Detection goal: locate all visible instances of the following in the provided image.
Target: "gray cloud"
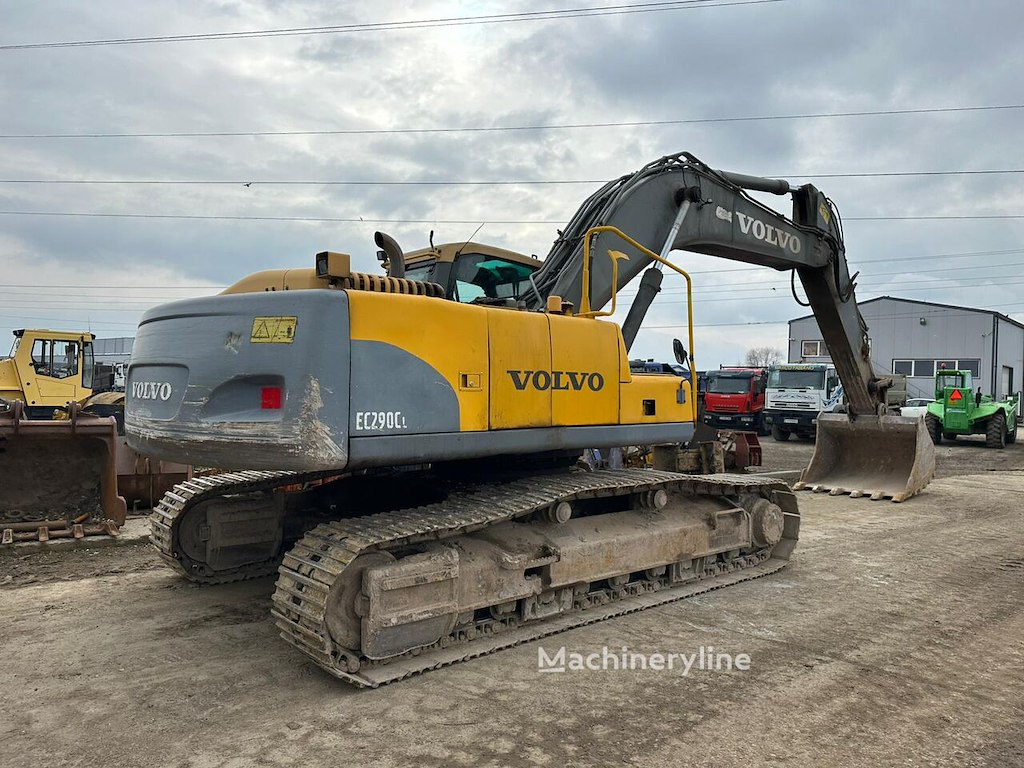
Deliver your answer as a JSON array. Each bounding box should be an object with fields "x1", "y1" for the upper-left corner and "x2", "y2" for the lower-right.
[{"x1": 1, "y1": 0, "x2": 1022, "y2": 365}]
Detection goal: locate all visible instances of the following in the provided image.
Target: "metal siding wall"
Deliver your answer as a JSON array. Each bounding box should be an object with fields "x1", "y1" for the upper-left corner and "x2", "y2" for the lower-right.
[
  {"x1": 995, "y1": 317, "x2": 1024, "y2": 398},
  {"x1": 787, "y1": 316, "x2": 826, "y2": 362},
  {"x1": 786, "y1": 299, "x2": 998, "y2": 398},
  {"x1": 865, "y1": 299, "x2": 992, "y2": 397}
]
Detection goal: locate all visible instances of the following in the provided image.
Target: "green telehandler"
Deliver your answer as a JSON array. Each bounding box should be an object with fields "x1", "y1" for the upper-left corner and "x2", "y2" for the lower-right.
[{"x1": 924, "y1": 369, "x2": 1020, "y2": 448}]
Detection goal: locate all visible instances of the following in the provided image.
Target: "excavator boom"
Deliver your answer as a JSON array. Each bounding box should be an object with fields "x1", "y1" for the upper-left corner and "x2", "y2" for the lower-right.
[{"x1": 526, "y1": 152, "x2": 934, "y2": 500}]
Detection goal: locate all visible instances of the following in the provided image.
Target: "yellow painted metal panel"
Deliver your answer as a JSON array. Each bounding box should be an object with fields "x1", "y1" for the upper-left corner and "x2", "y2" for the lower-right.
[
  {"x1": 548, "y1": 315, "x2": 619, "y2": 426},
  {"x1": 619, "y1": 374, "x2": 694, "y2": 425},
  {"x1": 347, "y1": 292, "x2": 490, "y2": 431},
  {"x1": 488, "y1": 310, "x2": 552, "y2": 428},
  {"x1": 0, "y1": 358, "x2": 21, "y2": 401}
]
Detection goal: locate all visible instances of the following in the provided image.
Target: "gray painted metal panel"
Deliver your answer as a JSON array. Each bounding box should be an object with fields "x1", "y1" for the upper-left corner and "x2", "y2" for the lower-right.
[
  {"x1": 788, "y1": 296, "x2": 1024, "y2": 399},
  {"x1": 348, "y1": 422, "x2": 695, "y2": 468},
  {"x1": 350, "y1": 340, "x2": 460, "y2": 436},
  {"x1": 125, "y1": 290, "x2": 351, "y2": 471},
  {"x1": 995, "y1": 315, "x2": 1024, "y2": 398}
]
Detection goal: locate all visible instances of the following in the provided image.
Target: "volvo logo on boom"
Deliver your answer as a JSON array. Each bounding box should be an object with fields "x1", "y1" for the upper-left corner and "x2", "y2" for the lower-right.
[
  {"x1": 735, "y1": 212, "x2": 802, "y2": 255},
  {"x1": 131, "y1": 381, "x2": 173, "y2": 401},
  {"x1": 507, "y1": 370, "x2": 604, "y2": 392}
]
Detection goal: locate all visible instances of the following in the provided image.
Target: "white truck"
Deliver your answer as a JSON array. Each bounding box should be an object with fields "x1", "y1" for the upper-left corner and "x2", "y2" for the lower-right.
[{"x1": 764, "y1": 363, "x2": 843, "y2": 441}]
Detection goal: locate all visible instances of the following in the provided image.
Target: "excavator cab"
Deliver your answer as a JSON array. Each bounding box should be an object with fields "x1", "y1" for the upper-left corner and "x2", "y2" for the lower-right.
[{"x1": 402, "y1": 243, "x2": 541, "y2": 305}]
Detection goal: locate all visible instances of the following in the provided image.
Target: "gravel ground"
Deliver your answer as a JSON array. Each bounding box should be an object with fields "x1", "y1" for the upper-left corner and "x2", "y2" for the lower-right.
[{"x1": 2, "y1": 437, "x2": 1023, "y2": 768}]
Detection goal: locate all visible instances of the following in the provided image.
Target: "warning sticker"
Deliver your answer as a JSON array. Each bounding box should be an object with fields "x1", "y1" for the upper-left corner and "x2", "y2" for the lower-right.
[{"x1": 250, "y1": 316, "x2": 297, "y2": 343}]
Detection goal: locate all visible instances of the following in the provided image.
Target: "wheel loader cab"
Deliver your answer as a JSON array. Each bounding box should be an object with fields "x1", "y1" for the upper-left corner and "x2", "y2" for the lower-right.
[{"x1": 0, "y1": 329, "x2": 96, "y2": 409}]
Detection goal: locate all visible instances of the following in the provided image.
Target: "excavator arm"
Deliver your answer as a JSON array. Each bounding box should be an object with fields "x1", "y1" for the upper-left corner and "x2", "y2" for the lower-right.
[
  {"x1": 527, "y1": 152, "x2": 881, "y2": 416},
  {"x1": 527, "y1": 152, "x2": 934, "y2": 500}
]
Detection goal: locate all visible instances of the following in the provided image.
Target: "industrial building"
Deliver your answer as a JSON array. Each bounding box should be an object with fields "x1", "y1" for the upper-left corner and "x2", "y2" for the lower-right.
[{"x1": 787, "y1": 296, "x2": 1024, "y2": 400}]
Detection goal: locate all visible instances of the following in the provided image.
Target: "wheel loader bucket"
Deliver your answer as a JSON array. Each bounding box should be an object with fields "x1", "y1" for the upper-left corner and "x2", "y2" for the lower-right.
[
  {"x1": 793, "y1": 413, "x2": 935, "y2": 502},
  {"x1": 78, "y1": 391, "x2": 193, "y2": 508},
  {"x1": 0, "y1": 401, "x2": 127, "y2": 542}
]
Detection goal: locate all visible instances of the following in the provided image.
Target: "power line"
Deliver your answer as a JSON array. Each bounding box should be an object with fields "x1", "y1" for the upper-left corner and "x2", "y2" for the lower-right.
[
  {"x1": 5, "y1": 267, "x2": 1024, "y2": 309},
  {"x1": 628, "y1": 278, "x2": 1024, "y2": 306},
  {"x1": 618, "y1": 260, "x2": 1024, "y2": 298},
  {"x1": 1, "y1": 209, "x2": 1022, "y2": 224},
  {"x1": 2, "y1": 104, "x2": 1020, "y2": 139},
  {"x1": 2, "y1": 246, "x2": 1021, "y2": 292},
  {"x1": 0, "y1": 1, "x2": 778, "y2": 51},
  {"x1": 5, "y1": 260, "x2": 1021, "y2": 305},
  {"x1": 8, "y1": 301, "x2": 1021, "y2": 333},
  {"x1": 643, "y1": 302, "x2": 1024, "y2": 329},
  {"x1": 2, "y1": 168, "x2": 1022, "y2": 184}
]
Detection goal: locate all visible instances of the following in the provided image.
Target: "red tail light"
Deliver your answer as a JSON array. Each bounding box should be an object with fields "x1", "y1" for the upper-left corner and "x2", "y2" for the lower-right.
[{"x1": 261, "y1": 386, "x2": 283, "y2": 409}]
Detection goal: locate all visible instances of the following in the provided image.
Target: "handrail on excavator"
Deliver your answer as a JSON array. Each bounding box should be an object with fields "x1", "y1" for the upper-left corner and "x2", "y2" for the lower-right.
[{"x1": 579, "y1": 225, "x2": 696, "y2": 371}]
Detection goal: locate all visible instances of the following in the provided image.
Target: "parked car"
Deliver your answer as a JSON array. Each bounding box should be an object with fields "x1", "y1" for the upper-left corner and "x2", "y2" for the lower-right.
[{"x1": 900, "y1": 397, "x2": 934, "y2": 418}]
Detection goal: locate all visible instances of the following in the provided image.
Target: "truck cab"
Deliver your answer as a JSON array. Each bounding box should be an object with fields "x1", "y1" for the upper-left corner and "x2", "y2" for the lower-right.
[
  {"x1": 0, "y1": 329, "x2": 96, "y2": 417},
  {"x1": 701, "y1": 367, "x2": 768, "y2": 434},
  {"x1": 764, "y1": 363, "x2": 841, "y2": 441}
]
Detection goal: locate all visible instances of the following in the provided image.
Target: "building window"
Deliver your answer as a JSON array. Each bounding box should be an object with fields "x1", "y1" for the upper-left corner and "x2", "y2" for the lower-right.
[
  {"x1": 913, "y1": 359, "x2": 935, "y2": 377},
  {"x1": 801, "y1": 340, "x2": 825, "y2": 357},
  {"x1": 894, "y1": 358, "x2": 981, "y2": 377},
  {"x1": 960, "y1": 359, "x2": 981, "y2": 377}
]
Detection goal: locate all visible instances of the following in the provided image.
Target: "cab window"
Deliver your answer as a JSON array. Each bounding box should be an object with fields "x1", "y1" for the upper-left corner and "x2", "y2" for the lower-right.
[
  {"x1": 82, "y1": 343, "x2": 95, "y2": 388},
  {"x1": 50, "y1": 340, "x2": 80, "y2": 379},
  {"x1": 404, "y1": 262, "x2": 436, "y2": 284},
  {"x1": 451, "y1": 254, "x2": 536, "y2": 304},
  {"x1": 31, "y1": 339, "x2": 51, "y2": 375},
  {"x1": 30, "y1": 339, "x2": 80, "y2": 379}
]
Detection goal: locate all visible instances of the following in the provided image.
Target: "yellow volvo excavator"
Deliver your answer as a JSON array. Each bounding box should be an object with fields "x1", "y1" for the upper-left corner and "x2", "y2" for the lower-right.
[{"x1": 126, "y1": 152, "x2": 934, "y2": 686}]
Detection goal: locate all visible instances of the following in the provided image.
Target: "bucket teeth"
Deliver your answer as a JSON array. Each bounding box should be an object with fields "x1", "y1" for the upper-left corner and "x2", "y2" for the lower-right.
[{"x1": 794, "y1": 413, "x2": 936, "y2": 502}]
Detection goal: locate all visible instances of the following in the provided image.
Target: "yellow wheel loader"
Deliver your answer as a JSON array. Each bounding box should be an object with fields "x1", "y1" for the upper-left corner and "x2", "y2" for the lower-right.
[
  {"x1": 1, "y1": 329, "x2": 188, "y2": 542},
  {"x1": 126, "y1": 152, "x2": 934, "y2": 686}
]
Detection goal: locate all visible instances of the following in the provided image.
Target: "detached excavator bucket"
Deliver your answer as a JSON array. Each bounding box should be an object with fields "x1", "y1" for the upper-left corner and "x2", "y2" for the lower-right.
[
  {"x1": 0, "y1": 401, "x2": 127, "y2": 543},
  {"x1": 793, "y1": 413, "x2": 935, "y2": 502}
]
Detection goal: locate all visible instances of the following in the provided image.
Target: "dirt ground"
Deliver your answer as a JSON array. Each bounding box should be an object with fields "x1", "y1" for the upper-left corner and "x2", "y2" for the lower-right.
[
  {"x1": 757, "y1": 424, "x2": 1024, "y2": 478},
  {"x1": 2, "y1": 437, "x2": 1024, "y2": 768}
]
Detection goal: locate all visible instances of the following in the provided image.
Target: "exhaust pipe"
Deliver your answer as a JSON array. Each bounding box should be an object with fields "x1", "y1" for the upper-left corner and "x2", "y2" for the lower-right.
[
  {"x1": 794, "y1": 413, "x2": 935, "y2": 502},
  {"x1": 374, "y1": 231, "x2": 405, "y2": 279}
]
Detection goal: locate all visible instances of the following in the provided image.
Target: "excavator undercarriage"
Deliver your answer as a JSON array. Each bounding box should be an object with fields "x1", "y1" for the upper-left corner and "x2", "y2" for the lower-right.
[{"x1": 150, "y1": 466, "x2": 798, "y2": 687}]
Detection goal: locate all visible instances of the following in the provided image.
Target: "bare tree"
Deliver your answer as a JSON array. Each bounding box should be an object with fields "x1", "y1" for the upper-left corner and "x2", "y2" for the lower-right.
[{"x1": 744, "y1": 346, "x2": 784, "y2": 367}]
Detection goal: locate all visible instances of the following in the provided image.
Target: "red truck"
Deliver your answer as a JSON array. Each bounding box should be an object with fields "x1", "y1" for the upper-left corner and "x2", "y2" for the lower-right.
[{"x1": 701, "y1": 367, "x2": 768, "y2": 435}]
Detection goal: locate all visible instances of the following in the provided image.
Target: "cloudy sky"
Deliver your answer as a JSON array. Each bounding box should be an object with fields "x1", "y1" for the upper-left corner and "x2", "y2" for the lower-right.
[{"x1": 1, "y1": 0, "x2": 1022, "y2": 369}]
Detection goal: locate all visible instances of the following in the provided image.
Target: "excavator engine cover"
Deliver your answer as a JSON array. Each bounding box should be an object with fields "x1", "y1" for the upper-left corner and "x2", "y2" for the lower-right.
[{"x1": 794, "y1": 413, "x2": 935, "y2": 502}]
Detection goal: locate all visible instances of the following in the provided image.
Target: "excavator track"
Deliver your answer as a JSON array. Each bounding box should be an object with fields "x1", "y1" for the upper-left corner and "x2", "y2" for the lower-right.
[
  {"x1": 270, "y1": 469, "x2": 799, "y2": 687},
  {"x1": 150, "y1": 469, "x2": 344, "y2": 584}
]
